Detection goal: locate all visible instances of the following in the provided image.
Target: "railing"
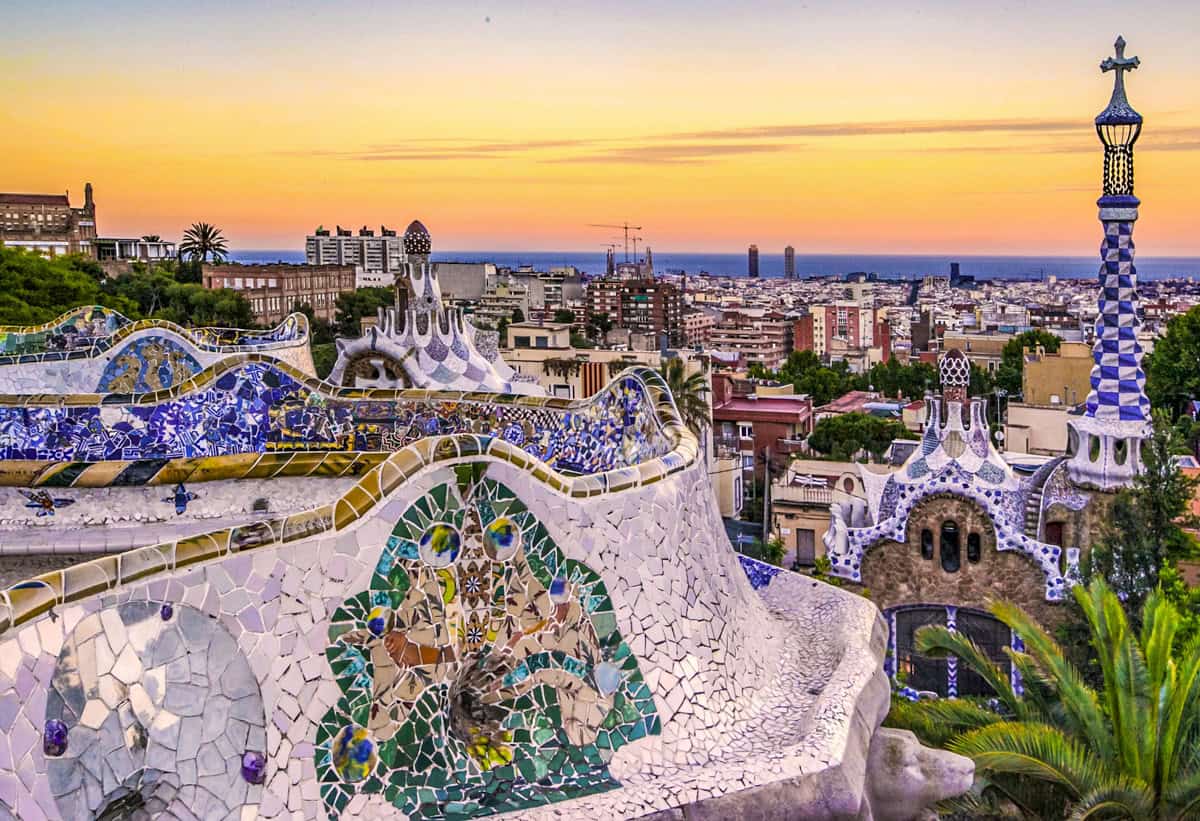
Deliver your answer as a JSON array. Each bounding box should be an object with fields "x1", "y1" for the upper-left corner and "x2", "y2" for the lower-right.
[{"x1": 771, "y1": 484, "x2": 834, "y2": 506}]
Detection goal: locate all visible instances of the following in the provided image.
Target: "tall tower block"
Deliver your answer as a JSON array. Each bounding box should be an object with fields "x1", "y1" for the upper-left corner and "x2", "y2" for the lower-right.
[{"x1": 1067, "y1": 36, "x2": 1152, "y2": 490}]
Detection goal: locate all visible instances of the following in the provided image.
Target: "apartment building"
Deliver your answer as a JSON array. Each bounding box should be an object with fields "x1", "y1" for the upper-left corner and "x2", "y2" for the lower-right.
[
  {"x1": 203, "y1": 263, "x2": 356, "y2": 324},
  {"x1": 305, "y1": 226, "x2": 405, "y2": 287},
  {"x1": 708, "y1": 311, "x2": 794, "y2": 370}
]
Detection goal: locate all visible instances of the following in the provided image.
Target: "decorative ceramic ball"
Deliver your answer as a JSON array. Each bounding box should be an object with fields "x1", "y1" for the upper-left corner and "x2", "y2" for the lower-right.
[
  {"x1": 418, "y1": 523, "x2": 462, "y2": 568},
  {"x1": 483, "y1": 517, "x2": 522, "y2": 561},
  {"x1": 331, "y1": 725, "x2": 377, "y2": 782},
  {"x1": 240, "y1": 750, "x2": 267, "y2": 784},
  {"x1": 366, "y1": 606, "x2": 393, "y2": 638},
  {"x1": 43, "y1": 719, "x2": 68, "y2": 757}
]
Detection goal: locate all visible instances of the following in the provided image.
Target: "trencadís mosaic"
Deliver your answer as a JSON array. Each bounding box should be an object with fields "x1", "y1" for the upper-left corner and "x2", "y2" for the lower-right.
[
  {"x1": 0, "y1": 361, "x2": 670, "y2": 486},
  {"x1": 318, "y1": 471, "x2": 659, "y2": 817}
]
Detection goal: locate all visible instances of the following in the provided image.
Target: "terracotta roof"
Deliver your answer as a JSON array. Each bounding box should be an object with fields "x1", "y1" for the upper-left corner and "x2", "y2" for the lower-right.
[
  {"x1": 0, "y1": 193, "x2": 69, "y2": 206},
  {"x1": 713, "y1": 396, "x2": 811, "y2": 423}
]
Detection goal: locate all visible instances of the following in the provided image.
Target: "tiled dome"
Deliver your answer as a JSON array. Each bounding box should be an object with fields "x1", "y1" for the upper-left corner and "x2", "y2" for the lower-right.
[
  {"x1": 403, "y1": 220, "x2": 431, "y2": 256},
  {"x1": 939, "y1": 348, "x2": 971, "y2": 388}
]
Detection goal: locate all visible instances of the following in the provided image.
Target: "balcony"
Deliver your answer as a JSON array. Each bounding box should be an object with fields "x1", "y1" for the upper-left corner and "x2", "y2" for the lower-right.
[{"x1": 771, "y1": 484, "x2": 834, "y2": 506}]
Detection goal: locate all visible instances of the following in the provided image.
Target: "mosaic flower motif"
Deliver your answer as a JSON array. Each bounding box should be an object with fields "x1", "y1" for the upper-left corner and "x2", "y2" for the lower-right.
[{"x1": 317, "y1": 471, "x2": 659, "y2": 819}]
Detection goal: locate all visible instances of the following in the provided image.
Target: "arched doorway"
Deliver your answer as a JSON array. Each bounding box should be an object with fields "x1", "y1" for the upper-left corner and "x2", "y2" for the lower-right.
[{"x1": 890, "y1": 605, "x2": 1016, "y2": 697}]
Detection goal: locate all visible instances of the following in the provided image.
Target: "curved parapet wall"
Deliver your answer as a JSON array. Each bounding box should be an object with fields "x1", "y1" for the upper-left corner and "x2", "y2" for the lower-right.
[
  {"x1": 0, "y1": 308, "x2": 314, "y2": 393},
  {"x1": 0, "y1": 362, "x2": 673, "y2": 489},
  {"x1": 0, "y1": 380, "x2": 893, "y2": 820}
]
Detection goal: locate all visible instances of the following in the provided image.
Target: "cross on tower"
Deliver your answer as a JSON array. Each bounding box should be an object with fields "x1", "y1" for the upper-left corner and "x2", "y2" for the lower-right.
[{"x1": 1100, "y1": 35, "x2": 1139, "y2": 94}]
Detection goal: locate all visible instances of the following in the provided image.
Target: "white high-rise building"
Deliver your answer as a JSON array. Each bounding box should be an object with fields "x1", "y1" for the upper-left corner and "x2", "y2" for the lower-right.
[{"x1": 305, "y1": 225, "x2": 406, "y2": 287}]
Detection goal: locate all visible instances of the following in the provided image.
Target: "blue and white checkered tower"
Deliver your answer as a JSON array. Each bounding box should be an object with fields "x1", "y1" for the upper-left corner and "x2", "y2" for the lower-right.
[{"x1": 1067, "y1": 36, "x2": 1152, "y2": 490}]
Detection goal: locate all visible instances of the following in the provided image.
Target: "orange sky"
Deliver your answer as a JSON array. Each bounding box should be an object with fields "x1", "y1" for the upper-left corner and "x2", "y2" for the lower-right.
[{"x1": 2, "y1": 1, "x2": 1198, "y2": 255}]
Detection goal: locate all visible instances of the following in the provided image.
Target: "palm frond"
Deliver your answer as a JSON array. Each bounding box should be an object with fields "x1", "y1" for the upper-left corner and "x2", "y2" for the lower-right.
[
  {"x1": 915, "y1": 625, "x2": 1029, "y2": 719},
  {"x1": 949, "y1": 721, "x2": 1127, "y2": 801},
  {"x1": 1075, "y1": 580, "x2": 1153, "y2": 782},
  {"x1": 1160, "y1": 632, "x2": 1200, "y2": 792},
  {"x1": 1066, "y1": 785, "x2": 1156, "y2": 821},
  {"x1": 1162, "y1": 766, "x2": 1200, "y2": 819},
  {"x1": 991, "y1": 598, "x2": 1112, "y2": 757}
]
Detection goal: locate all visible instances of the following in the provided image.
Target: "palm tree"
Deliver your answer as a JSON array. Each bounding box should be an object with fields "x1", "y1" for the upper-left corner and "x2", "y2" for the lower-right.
[
  {"x1": 906, "y1": 579, "x2": 1200, "y2": 820},
  {"x1": 178, "y1": 222, "x2": 229, "y2": 263},
  {"x1": 658, "y1": 357, "x2": 710, "y2": 435}
]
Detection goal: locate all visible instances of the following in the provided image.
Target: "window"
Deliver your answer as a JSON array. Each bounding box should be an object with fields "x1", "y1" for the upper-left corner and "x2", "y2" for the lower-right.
[
  {"x1": 920, "y1": 529, "x2": 934, "y2": 560},
  {"x1": 535, "y1": 336, "x2": 549, "y2": 349},
  {"x1": 514, "y1": 335, "x2": 531, "y2": 348},
  {"x1": 738, "y1": 423, "x2": 753, "y2": 439},
  {"x1": 940, "y1": 521, "x2": 961, "y2": 572},
  {"x1": 967, "y1": 532, "x2": 981, "y2": 563}
]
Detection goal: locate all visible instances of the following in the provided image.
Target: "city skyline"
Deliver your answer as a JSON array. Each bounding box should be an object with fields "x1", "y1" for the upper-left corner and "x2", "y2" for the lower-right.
[{"x1": 3, "y1": 1, "x2": 1199, "y2": 254}]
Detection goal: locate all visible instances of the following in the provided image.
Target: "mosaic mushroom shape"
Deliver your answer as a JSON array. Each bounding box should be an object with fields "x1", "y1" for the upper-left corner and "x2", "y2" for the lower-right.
[{"x1": 316, "y1": 468, "x2": 659, "y2": 818}]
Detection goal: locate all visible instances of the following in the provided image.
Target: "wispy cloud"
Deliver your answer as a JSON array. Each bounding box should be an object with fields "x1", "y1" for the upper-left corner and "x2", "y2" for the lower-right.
[
  {"x1": 544, "y1": 142, "x2": 791, "y2": 165},
  {"x1": 655, "y1": 118, "x2": 1083, "y2": 140},
  {"x1": 282, "y1": 119, "x2": 1200, "y2": 165}
]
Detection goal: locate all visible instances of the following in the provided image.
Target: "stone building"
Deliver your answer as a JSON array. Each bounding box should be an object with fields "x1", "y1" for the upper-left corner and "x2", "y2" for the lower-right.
[
  {"x1": 202, "y1": 262, "x2": 357, "y2": 323},
  {"x1": 0, "y1": 184, "x2": 96, "y2": 256}
]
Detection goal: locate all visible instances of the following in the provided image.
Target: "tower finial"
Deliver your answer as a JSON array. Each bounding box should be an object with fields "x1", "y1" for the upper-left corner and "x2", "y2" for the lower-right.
[{"x1": 1096, "y1": 35, "x2": 1141, "y2": 126}]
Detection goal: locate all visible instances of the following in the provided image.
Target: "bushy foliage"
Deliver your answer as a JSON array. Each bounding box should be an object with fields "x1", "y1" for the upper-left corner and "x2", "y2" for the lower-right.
[
  {"x1": 0, "y1": 246, "x2": 255, "y2": 328},
  {"x1": 807, "y1": 411, "x2": 915, "y2": 461},
  {"x1": 1146, "y1": 305, "x2": 1200, "y2": 420},
  {"x1": 891, "y1": 580, "x2": 1200, "y2": 820},
  {"x1": 332, "y1": 287, "x2": 393, "y2": 338}
]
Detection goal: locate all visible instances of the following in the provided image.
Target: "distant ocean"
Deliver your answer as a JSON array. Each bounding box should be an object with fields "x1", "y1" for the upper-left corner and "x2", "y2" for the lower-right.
[{"x1": 229, "y1": 250, "x2": 1200, "y2": 281}]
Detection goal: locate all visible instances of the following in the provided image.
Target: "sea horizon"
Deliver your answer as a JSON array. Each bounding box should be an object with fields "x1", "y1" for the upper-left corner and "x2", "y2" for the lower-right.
[{"x1": 227, "y1": 250, "x2": 1200, "y2": 282}]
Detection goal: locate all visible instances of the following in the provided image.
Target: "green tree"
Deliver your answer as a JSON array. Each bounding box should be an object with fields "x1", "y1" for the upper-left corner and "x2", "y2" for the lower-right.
[
  {"x1": 553, "y1": 308, "x2": 576, "y2": 324},
  {"x1": 310, "y1": 343, "x2": 337, "y2": 380},
  {"x1": 995, "y1": 330, "x2": 1061, "y2": 397},
  {"x1": 569, "y1": 333, "x2": 594, "y2": 349},
  {"x1": 807, "y1": 412, "x2": 915, "y2": 461},
  {"x1": 1082, "y1": 411, "x2": 1199, "y2": 645},
  {"x1": 178, "y1": 222, "x2": 229, "y2": 263},
  {"x1": 511, "y1": 307, "x2": 525, "y2": 324},
  {"x1": 0, "y1": 247, "x2": 138, "y2": 323},
  {"x1": 332, "y1": 287, "x2": 393, "y2": 338},
  {"x1": 1146, "y1": 305, "x2": 1200, "y2": 421},
  {"x1": 658, "y1": 357, "x2": 710, "y2": 434},
  {"x1": 898, "y1": 579, "x2": 1200, "y2": 821},
  {"x1": 586, "y1": 311, "x2": 613, "y2": 343}
]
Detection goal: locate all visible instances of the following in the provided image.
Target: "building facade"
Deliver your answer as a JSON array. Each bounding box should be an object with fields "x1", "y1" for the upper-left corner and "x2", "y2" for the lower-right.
[
  {"x1": 708, "y1": 311, "x2": 794, "y2": 370},
  {"x1": 784, "y1": 245, "x2": 795, "y2": 279},
  {"x1": 203, "y1": 263, "x2": 357, "y2": 324},
  {"x1": 305, "y1": 226, "x2": 405, "y2": 287},
  {"x1": 0, "y1": 184, "x2": 96, "y2": 257}
]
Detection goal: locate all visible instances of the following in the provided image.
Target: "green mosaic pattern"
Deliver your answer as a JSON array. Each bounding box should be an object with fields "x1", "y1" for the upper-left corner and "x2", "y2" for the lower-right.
[{"x1": 316, "y1": 466, "x2": 660, "y2": 818}]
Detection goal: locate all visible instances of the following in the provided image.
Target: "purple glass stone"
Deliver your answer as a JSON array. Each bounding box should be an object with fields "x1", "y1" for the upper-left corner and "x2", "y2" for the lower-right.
[
  {"x1": 160, "y1": 603, "x2": 173, "y2": 621},
  {"x1": 43, "y1": 719, "x2": 68, "y2": 757},
  {"x1": 241, "y1": 750, "x2": 266, "y2": 784}
]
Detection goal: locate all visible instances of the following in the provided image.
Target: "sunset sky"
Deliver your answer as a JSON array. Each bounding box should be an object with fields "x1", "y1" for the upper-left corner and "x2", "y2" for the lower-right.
[{"x1": 2, "y1": 0, "x2": 1198, "y2": 255}]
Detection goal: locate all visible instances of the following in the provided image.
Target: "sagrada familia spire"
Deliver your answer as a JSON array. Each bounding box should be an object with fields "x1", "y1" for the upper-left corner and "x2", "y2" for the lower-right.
[{"x1": 1066, "y1": 36, "x2": 1152, "y2": 490}]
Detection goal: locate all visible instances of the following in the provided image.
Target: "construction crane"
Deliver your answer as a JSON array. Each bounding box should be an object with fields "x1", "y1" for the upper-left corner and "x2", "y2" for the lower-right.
[{"x1": 587, "y1": 222, "x2": 642, "y2": 262}]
